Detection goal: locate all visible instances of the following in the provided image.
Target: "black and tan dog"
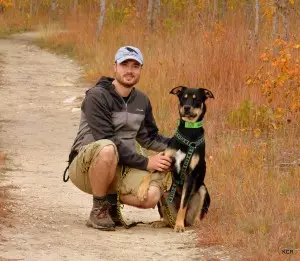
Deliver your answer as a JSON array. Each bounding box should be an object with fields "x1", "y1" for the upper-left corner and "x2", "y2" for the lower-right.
[{"x1": 137, "y1": 86, "x2": 214, "y2": 232}]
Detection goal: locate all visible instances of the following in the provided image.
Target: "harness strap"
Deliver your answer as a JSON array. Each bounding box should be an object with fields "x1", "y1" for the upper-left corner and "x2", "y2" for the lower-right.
[{"x1": 168, "y1": 129, "x2": 205, "y2": 203}]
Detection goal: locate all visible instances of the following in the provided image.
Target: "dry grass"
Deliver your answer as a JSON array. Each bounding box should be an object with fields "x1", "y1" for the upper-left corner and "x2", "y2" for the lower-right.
[{"x1": 1, "y1": 5, "x2": 300, "y2": 260}]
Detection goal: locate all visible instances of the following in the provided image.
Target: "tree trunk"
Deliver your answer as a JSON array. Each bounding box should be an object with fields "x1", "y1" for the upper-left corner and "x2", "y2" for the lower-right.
[
  {"x1": 30, "y1": 0, "x2": 34, "y2": 16},
  {"x1": 282, "y1": 0, "x2": 290, "y2": 42},
  {"x1": 136, "y1": 0, "x2": 145, "y2": 13},
  {"x1": 245, "y1": 0, "x2": 252, "y2": 25},
  {"x1": 222, "y1": 0, "x2": 227, "y2": 17},
  {"x1": 153, "y1": 0, "x2": 160, "y2": 21},
  {"x1": 213, "y1": 0, "x2": 218, "y2": 21},
  {"x1": 272, "y1": 1, "x2": 279, "y2": 40},
  {"x1": 96, "y1": 0, "x2": 106, "y2": 38},
  {"x1": 254, "y1": 0, "x2": 260, "y2": 43},
  {"x1": 73, "y1": 0, "x2": 78, "y2": 15},
  {"x1": 50, "y1": 0, "x2": 56, "y2": 20},
  {"x1": 147, "y1": 0, "x2": 154, "y2": 32}
]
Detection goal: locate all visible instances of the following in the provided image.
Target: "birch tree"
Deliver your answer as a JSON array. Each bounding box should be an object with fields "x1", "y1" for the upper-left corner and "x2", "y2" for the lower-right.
[
  {"x1": 136, "y1": 0, "x2": 145, "y2": 14},
  {"x1": 254, "y1": 0, "x2": 260, "y2": 43},
  {"x1": 213, "y1": 0, "x2": 218, "y2": 21},
  {"x1": 222, "y1": 0, "x2": 227, "y2": 17},
  {"x1": 153, "y1": 0, "x2": 160, "y2": 20},
  {"x1": 245, "y1": 0, "x2": 252, "y2": 25},
  {"x1": 282, "y1": 0, "x2": 290, "y2": 41},
  {"x1": 272, "y1": 0, "x2": 279, "y2": 40},
  {"x1": 96, "y1": 0, "x2": 106, "y2": 38},
  {"x1": 147, "y1": 0, "x2": 160, "y2": 32},
  {"x1": 50, "y1": 0, "x2": 56, "y2": 19},
  {"x1": 30, "y1": 0, "x2": 34, "y2": 16},
  {"x1": 73, "y1": 0, "x2": 78, "y2": 15},
  {"x1": 147, "y1": 0, "x2": 154, "y2": 32}
]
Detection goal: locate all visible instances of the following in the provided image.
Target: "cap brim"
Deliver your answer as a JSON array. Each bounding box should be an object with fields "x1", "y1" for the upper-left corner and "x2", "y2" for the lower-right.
[{"x1": 116, "y1": 55, "x2": 143, "y2": 65}]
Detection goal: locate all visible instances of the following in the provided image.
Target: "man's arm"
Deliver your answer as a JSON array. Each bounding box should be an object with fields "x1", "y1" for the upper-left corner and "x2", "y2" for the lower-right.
[
  {"x1": 83, "y1": 92, "x2": 149, "y2": 170},
  {"x1": 136, "y1": 98, "x2": 171, "y2": 151}
]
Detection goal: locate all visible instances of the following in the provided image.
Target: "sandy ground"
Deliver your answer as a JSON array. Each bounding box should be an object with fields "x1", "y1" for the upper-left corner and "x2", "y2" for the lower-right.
[{"x1": 0, "y1": 32, "x2": 230, "y2": 261}]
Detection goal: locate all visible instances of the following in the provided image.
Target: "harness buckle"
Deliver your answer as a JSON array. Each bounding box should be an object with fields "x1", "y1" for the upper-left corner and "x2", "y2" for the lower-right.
[{"x1": 189, "y1": 142, "x2": 196, "y2": 148}]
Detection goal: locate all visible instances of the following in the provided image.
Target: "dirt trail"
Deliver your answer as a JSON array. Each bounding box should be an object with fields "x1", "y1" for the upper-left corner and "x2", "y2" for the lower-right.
[{"x1": 0, "y1": 33, "x2": 228, "y2": 261}]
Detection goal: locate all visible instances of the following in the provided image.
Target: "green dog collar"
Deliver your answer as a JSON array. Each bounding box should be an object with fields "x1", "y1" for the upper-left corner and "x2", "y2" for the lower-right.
[{"x1": 178, "y1": 120, "x2": 203, "y2": 128}]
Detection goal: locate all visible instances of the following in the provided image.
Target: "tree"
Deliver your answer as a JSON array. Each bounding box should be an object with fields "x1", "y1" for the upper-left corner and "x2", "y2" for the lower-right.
[
  {"x1": 222, "y1": 0, "x2": 227, "y2": 17},
  {"x1": 73, "y1": 0, "x2": 78, "y2": 16},
  {"x1": 272, "y1": 0, "x2": 279, "y2": 41},
  {"x1": 282, "y1": 0, "x2": 290, "y2": 41},
  {"x1": 96, "y1": 0, "x2": 106, "y2": 38},
  {"x1": 254, "y1": 0, "x2": 260, "y2": 43},
  {"x1": 147, "y1": 0, "x2": 160, "y2": 32}
]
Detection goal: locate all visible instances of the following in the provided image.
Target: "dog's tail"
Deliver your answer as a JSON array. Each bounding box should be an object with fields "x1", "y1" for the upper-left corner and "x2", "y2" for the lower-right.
[{"x1": 199, "y1": 185, "x2": 211, "y2": 220}]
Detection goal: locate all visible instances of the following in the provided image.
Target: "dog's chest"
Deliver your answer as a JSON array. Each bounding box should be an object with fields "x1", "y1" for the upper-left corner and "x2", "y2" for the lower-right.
[{"x1": 174, "y1": 150, "x2": 186, "y2": 173}]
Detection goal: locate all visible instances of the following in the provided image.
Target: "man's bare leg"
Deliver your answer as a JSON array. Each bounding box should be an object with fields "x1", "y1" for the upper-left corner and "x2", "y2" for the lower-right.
[
  {"x1": 120, "y1": 186, "x2": 161, "y2": 209},
  {"x1": 87, "y1": 146, "x2": 118, "y2": 230},
  {"x1": 89, "y1": 146, "x2": 117, "y2": 196}
]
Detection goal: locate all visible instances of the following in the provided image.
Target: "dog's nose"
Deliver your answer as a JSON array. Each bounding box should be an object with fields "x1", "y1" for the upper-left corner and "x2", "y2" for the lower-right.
[{"x1": 183, "y1": 106, "x2": 191, "y2": 113}]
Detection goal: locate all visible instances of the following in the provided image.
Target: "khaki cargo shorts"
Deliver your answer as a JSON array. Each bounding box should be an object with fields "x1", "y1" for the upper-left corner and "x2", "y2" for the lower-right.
[{"x1": 68, "y1": 139, "x2": 172, "y2": 196}]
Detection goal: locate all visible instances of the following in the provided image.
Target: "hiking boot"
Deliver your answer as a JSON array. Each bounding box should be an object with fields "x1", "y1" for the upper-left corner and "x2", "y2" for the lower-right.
[
  {"x1": 109, "y1": 204, "x2": 123, "y2": 227},
  {"x1": 86, "y1": 201, "x2": 115, "y2": 231}
]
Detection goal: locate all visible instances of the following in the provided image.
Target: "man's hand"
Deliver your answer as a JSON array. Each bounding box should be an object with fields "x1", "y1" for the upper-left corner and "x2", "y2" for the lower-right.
[{"x1": 147, "y1": 152, "x2": 172, "y2": 172}]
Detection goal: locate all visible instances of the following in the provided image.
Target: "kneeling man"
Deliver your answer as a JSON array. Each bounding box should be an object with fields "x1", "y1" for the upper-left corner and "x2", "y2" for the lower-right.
[{"x1": 67, "y1": 46, "x2": 172, "y2": 230}]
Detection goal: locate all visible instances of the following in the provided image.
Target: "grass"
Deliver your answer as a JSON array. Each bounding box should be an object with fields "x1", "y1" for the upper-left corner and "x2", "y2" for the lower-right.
[{"x1": 1, "y1": 4, "x2": 300, "y2": 260}]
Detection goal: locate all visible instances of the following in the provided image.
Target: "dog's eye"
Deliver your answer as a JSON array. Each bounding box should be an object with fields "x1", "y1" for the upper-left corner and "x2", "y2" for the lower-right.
[
  {"x1": 193, "y1": 94, "x2": 196, "y2": 99},
  {"x1": 184, "y1": 94, "x2": 188, "y2": 99}
]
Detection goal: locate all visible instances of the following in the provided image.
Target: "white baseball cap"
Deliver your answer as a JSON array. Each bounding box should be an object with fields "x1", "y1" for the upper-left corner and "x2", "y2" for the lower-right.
[{"x1": 115, "y1": 46, "x2": 143, "y2": 65}]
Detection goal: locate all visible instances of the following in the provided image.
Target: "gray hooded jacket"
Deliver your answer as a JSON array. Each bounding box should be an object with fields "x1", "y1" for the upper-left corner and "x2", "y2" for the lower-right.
[{"x1": 70, "y1": 77, "x2": 170, "y2": 170}]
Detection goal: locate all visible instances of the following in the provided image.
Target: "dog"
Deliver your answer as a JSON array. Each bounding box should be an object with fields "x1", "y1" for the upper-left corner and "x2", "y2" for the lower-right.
[{"x1": 137, "y1": 85, "x2": 214, "y2": 232}]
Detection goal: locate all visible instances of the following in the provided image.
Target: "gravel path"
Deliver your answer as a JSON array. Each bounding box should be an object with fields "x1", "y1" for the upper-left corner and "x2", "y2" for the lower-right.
[{"x1": 0, "y1": 32, "x2": 229, "y2": 261}]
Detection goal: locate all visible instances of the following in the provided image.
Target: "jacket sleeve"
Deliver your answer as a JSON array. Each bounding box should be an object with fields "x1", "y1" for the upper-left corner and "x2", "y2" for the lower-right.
[
  {"x1": 83, "y1": 92, "x2": 149, "y2": 170},
  {"x1": 136, "y1": 98, "x2": 171, "y2": 152}
]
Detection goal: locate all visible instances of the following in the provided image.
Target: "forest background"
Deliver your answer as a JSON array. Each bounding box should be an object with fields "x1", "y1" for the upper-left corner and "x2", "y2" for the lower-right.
[{"x1": 0, "y1": 0, "x2": 299, "y2": 260}]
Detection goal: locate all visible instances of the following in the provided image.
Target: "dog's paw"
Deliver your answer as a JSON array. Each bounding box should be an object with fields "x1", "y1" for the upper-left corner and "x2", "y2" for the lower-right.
[
  {"x1": 174, "y1": 224, "x2": 185, "y2": 233},
  {"x1": 193, "y1": 218, "x2": 201, "y2": 227},
  {"x1": 136, "y1": 185, "x2": 148, "y2": 202},
  {"x1": 151, "y1": 220, "x2": 168, "y2": 228}
]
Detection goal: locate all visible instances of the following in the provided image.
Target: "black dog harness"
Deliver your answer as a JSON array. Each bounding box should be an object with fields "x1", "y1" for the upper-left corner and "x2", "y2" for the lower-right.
[{"x1": 168, "y1": 122, "x2": 205, "y2": 203}]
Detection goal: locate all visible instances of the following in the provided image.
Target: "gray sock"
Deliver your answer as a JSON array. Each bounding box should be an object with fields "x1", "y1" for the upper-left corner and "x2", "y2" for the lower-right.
[{"x1": 93, "y1": 195, "x2": 107, "y2": 208}]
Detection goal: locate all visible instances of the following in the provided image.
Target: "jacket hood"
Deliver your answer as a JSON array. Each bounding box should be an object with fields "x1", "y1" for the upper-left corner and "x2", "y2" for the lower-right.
[{"x1": 95, "y1": 76, "x2": 114, "y2": 90}]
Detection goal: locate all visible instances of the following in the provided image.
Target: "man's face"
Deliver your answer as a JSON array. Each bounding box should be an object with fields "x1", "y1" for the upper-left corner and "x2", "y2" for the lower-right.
[{"x1": 114, "y1": 59, "x2": 142, "y2": 88}]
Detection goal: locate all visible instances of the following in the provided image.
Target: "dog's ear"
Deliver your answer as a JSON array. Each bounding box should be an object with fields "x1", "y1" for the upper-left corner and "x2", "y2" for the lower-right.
[
  {"x1": 198, "y1": 88, "x2": 215, "y2": 99},
  {"x1": 170, "y1": 86, "x2": 187, "y2": 96}
]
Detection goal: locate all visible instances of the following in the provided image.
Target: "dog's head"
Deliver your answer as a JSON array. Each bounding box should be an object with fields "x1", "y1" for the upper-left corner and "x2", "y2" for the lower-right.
[{"x1": 170, "y1": 86, "x2": 214, "y2": 122}]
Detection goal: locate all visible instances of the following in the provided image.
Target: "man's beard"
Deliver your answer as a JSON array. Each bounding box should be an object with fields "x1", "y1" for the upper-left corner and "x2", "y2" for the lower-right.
[{"x1": 115, "y1": 73, "x2": 139, "y2": 88}]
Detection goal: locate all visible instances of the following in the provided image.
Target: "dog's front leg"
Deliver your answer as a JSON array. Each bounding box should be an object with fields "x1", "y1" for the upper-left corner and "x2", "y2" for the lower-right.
[
  {"x1": 137, "y1": 173, "x2": 152, "y2": 201},
  {"x1": 174, "y1": 178, "x2": 193, "y2": 232}
]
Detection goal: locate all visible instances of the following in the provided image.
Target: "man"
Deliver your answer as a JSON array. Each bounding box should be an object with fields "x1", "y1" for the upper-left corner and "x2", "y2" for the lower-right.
[{"x1": 67, "y1": 46, "x2": 172, "y2": 231}]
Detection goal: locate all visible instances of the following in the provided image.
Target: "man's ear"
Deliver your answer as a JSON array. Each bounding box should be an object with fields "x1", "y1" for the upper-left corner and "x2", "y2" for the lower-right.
[
  {"x1": 170, "y1": 86, "x2": 187, "y2": 96},
  {"x1": 198, "y1": 88, "x2": 215, "y2": 99}
]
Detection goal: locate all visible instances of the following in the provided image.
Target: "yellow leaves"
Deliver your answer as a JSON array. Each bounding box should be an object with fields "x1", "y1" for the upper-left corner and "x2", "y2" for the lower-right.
[
  {"x1": 246, "y1": 78, "x2": 252, "y2": 85},
  {"x1": 281, "y1": 58, "x2": 287, "y2": 63},
  {"x1": 274, "y1": 107, "x2": 283, "y2": 119},
  {"x1": 271, "y1": 122, "x2": 278, "y2": 130},
  {"x1": 293, "y1": 44, "x2": 300, "y2": 49},
  {"x1": 0, "y1": 0, "x2": 13, "y2": 8},
  {"x1": 254, "y1": 128, "x2": 261, "y2": 138},
  {"x1": 289, "y1": 0, "x2": 295, "y2": 5},
  {"x1": 260, "y1": 53, "x2": 269, "y2": 62}
]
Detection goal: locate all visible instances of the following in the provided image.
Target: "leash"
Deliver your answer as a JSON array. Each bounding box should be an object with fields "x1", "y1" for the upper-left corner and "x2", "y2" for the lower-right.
[
  {"x1": 168, "y1": 128, "x2": 205, "y2": 204},
  {"x1": 117, "y1": 165, "x2": 147, "y2": 229}
]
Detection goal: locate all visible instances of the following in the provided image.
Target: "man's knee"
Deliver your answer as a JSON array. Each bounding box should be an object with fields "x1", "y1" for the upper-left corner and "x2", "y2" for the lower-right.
[
  {"x1": 140, "y1": 186, "x2": 161, "y2": 209},
  {"x1": 97, "y1": 145, "x2": 117, "y2": 166}
]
